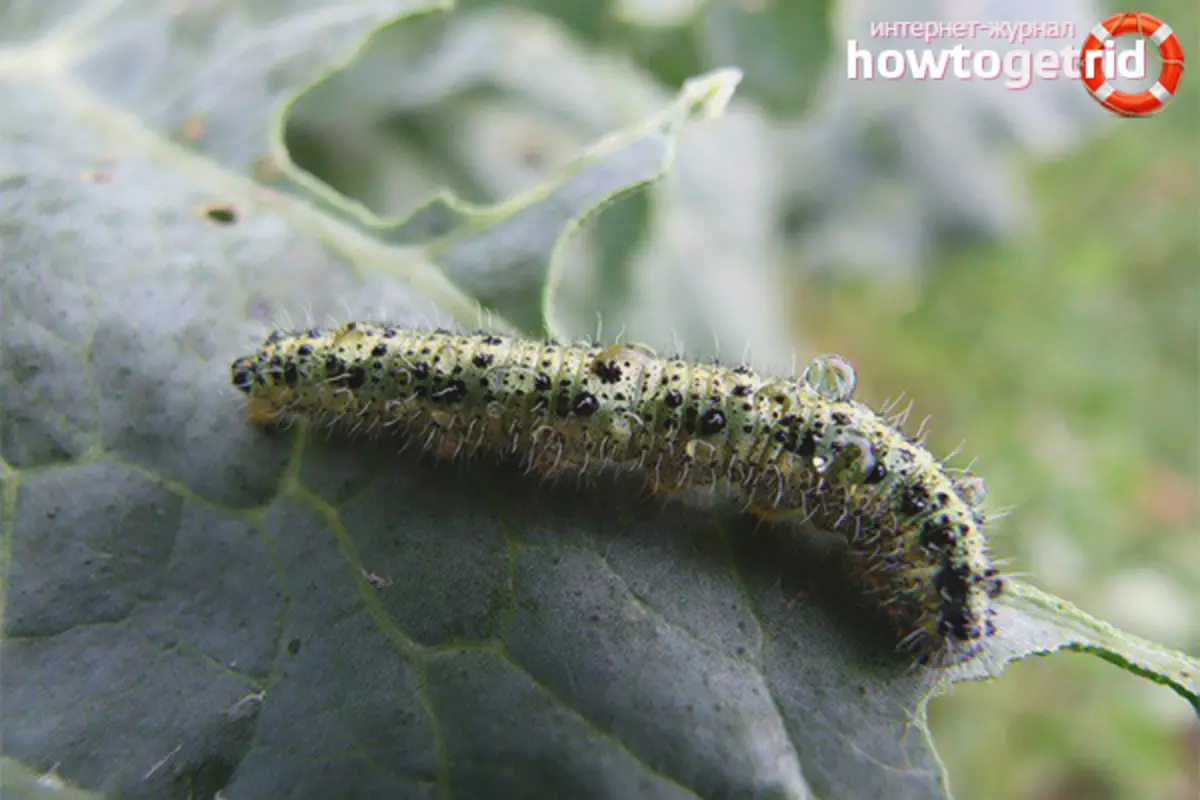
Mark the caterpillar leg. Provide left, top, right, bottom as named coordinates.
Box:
left=749, top=506, right=802, bottom=523
left=650, top=483, right=687, bottom=499
left=531, top=461, right=588, bottom=481
left=412, top=420, right=473, bottom=462
left=526, top=447, right=588, bottom=481
left=429, top=435, right=466, bottom=462
left=246, top=398, right=282, bottom=426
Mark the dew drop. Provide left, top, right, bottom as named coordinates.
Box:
left=953, top=473, right=988, bottom=507
left=829, top=431, right=878, bottom=484
left=801, top=355, right=857, bottom=403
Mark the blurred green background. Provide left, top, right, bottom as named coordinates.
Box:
left=285, top=1, right=1199, bottom=797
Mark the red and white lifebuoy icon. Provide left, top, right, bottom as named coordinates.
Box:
left=1080, top=12, right=1185, bottom=116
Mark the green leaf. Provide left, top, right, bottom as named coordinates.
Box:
left=0, top=3, right=1194, bottom=800
left=695, top=0, right=834, bottom=116
left=0, top=757, right=103, bottom=800
left=971, top=581, right=1198, bottom=706
left=278, top=7, right=785, bottom=352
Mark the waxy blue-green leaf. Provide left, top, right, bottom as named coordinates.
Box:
left=0, top=3, right=1193, bottom=800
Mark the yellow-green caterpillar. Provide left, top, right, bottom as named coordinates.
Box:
left=231, top=323, right=1003, bottom=666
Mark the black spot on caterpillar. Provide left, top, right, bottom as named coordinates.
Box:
left=230, top=323, right=1003, bottom=666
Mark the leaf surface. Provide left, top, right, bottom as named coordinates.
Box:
left=0, top=4, right=1193, bottom=800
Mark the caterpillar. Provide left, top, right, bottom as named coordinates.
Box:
left=230, top=323, right=1004, bottom=666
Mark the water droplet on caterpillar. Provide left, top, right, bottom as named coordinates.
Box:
left=802, top=355, right=857, bottom=403
left=828, top=431, right=878, bottom=484
left=953, top=473, right=988, bottom=507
